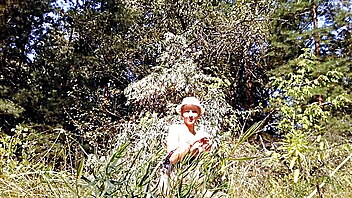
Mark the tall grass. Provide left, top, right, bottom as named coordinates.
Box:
left=0, top=115, right=351, bottom=197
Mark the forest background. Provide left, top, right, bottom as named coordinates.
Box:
left=0, top=0, right=351, bottom=197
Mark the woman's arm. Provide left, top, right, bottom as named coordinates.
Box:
left=167, top=125, right=190, bottom=164
left=169, top=143, right=191, bottom=164
left=170, top=138, right=211, bottom=164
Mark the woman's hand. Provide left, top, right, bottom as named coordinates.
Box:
left=199, top=137, right=211, bottom=151
left=169, top=138, right=211, bottom=164
left=190, top=141, right=203, bottom=155
left=190, top=137, right=211, bottom=154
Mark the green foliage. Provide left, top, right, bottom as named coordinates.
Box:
left=1, top=112, right=351, bottom=197
left=267, top=50, right=352, bottom=185
left=72, top=116, right=262, bottom=197
left=1, top=0, right=352, bottom=197
left=0, top=124, right=91, bottom=197
left=0, top=99, right=24, bottom=118
left=268, top=0, right=352, bottom=66
left=265, top=0, right=352, bottom=194
left=0, top=0, right=57, bottom=129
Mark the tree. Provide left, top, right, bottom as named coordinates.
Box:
left=265, top=0, right=352, bottom=184
left=268, top=0, right=351, bottom=64
left=124, top=0, right=274, bottom=117
left=0, top=0, right=56, bottom=131
left=267, top=0, right=352, bottom=135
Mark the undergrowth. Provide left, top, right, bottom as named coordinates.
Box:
left=0, top=116, right=351, bottom=197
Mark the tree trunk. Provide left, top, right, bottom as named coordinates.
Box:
left=312, top=3, right=320, bottom=56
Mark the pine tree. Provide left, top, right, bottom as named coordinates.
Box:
left=268, top=0, right=352, bottom=135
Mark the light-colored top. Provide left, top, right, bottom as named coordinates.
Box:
left=167, top=124, right=210, bottom=153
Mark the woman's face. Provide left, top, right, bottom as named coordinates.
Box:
left=181, top=105, right=201, bottom=126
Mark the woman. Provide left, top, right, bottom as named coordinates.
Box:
left=167, top=97, right=211, bottom=164
left=159, top=97, right=211, bottom=195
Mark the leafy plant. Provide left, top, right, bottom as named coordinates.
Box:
left=268, top=49, right=352, bottom=185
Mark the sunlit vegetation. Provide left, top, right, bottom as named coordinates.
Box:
left=1, top=0, right=351, bottom=197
